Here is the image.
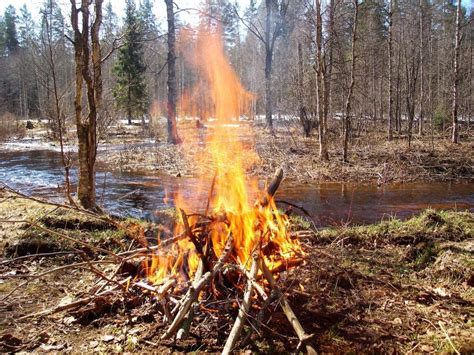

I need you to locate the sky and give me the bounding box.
[0,0,472,26]
[0,0,252,26]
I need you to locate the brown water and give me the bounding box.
[0,149,472,227]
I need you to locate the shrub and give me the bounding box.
[0,112,25,141]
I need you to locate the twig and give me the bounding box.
[222,252,259,355]
[16,279,130,321]
[438,321,460,355]
[275,199,312,218]
[0,251,79,265]
[179,208,208,270]
[0,260,118,301]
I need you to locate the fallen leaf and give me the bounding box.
[102,335,115,343]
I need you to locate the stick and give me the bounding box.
[0,260,118,301]
[260,260,317,355]
[222,252,259,355]
[179,208,209,271]
[161,235,234,340]
[0,251,79,265]
[177,260,205,340]
[259,168,284,207]
[17,277,131,320]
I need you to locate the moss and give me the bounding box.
[288,214,312,231]
[315,210,473,245]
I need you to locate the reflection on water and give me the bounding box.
[0,149,472,227]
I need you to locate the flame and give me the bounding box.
[146,25,302,286]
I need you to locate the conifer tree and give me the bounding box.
[113,0,148,125]
[4,5,19,54]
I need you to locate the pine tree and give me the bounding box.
[113,0,148,125]
[139,0,158,40]
[4,5,19,54]
[102,2,118,41]
[18,5,35,47]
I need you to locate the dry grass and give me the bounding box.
[99,120,473,183]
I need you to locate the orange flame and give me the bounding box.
[146,25,302,285]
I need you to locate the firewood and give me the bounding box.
[176,260,204,340]
[222,252,259,355]
[161,235,234,340]
[260,260,317,355]
[258,167,284,207]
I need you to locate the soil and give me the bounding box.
[1,189,473,353]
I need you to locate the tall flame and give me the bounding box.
[146,26,302,285]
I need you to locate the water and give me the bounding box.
[0,149,472,227]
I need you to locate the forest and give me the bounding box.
[0,0,473,353]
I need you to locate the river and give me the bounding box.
[0,149,472,227]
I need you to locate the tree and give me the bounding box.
[315,0,328,160]
[264,0,289,129]
[342,0,359,163]
[113,0,148,125]
[70,0,103,209]
[4,5,19,54]
[451,0,462,143]
[387,0,394,141]
[165,0,181,144]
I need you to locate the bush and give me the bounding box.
[433,104,448,130]
[0,112,25,141]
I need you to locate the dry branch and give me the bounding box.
[161,235,234,340]
[17,278,131,320]
[261,259,317,355]
[259,167,284,207]
[222,252,260,355]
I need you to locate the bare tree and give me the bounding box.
[387,0,394,141]
[39,8,74,205]
[70,0,103,209]
[451,0,462,143]
[165,0,181,144]
[342,0,359,163]
[418,0,424,135]
[315,0,328,160]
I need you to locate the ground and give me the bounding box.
[1,190,472,353]
[3,119,473,183]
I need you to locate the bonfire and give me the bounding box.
[6,26,316,354]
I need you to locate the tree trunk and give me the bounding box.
[387,0,394,141]
[264,0,273,129]
[316,0,328,160]
[419,0,424,135]
[70,0,103,210]
[127,79,132,125]
[297,42,311,137]
[342,0,359,163]
[451,0,461,143]
[165,0,181,144]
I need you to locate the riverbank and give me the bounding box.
[1,190,473,352]
[2,119,473,183]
